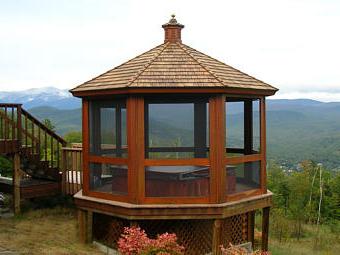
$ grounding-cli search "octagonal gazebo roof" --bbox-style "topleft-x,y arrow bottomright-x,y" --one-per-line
71,15 -> 278,95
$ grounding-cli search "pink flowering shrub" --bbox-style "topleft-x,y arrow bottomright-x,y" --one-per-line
221,243 -> 270,255
117,226 -> 184,255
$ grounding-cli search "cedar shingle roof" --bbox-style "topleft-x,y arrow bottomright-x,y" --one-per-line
71,17 -> 277,94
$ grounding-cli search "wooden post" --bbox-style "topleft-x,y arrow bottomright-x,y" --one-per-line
13,152 -> 21,214
78,209 -> 93,243
87,211 -> 93,243
247,211 -> 255,248
261,207 -> 270,251
82,100 -> 89,195
209,95 -> 226,203
127,96 -> 144,204
61,148 -> 66,195
17,104 -> 22,148
260,97 -> 267,193
212,219 -> 222,255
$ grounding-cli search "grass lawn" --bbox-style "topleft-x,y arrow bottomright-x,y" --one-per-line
268,224 -> 340,255
0,206 -> 103,255
1,199 -> 339,255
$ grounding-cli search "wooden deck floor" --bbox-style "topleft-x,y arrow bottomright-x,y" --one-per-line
0,177 -> 61,199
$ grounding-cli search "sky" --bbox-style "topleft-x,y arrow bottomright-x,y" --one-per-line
0,0 -> 340,101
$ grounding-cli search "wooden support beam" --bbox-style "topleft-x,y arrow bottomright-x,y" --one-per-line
13,153 -> 21,214
127,96 -> 145,204
78,209 -> 86,243
261,207 -> 270,251
82,100 -> 90,195
61,149 -> 66,195
78,209 -> 93,243
87,211 -> 93,243
212,219 -> 222,255
209,95 -> 226,203
247,211 -> 255,248
260,97 -> 267,193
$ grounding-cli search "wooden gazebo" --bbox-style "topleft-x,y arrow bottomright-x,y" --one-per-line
71,15 -> 278,254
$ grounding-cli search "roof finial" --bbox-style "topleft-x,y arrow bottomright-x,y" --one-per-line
168,14 -> 179,25
162,15 -> 184,43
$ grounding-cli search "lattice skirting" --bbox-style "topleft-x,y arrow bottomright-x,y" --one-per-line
92,212 -> 253,254
220,213 -> 249,247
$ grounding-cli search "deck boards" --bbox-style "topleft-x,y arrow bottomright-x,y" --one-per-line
0,177 -> 61,199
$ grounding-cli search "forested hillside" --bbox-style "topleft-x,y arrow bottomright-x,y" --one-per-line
28,99 -> 340,170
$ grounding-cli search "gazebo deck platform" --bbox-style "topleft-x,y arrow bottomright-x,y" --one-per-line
75,190 -> 272,220
0,177 -> 60,199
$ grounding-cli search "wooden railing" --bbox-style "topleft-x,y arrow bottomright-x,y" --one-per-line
61,146 -> 83,195
0,104 -> 22,152
0,103 -> 67,170
20,107 -> 67,168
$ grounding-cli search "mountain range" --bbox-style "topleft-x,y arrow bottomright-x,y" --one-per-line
2,87 -> 340,170
0,87 -> 80,109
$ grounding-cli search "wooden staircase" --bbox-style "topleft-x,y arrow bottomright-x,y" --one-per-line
0,103 -> 67,211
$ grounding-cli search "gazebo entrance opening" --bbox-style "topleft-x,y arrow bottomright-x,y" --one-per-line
145,96 -> 210,197
89,98 -> 128,196
225,97 -> 262,195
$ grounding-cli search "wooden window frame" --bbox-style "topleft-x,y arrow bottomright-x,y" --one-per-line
89,99 -> 127,158
82,95 -> 267,204
142,97 -> 211,203
83,98 -> 130,202
144,97 -> 209,159
224,96 -> 266,201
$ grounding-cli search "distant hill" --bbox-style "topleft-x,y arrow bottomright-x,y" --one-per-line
25,100 -> 340,170
0,87 -> 80,109
29,106 -> 81,135
2,87 -> 340,170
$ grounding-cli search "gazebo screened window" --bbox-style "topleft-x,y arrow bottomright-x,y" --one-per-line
225,97 -> 262,196
83,95 -> 265,202
144,97 -> 210,197
145,97 -> 209,159
89,99 -> 127,157
88,99 -> 128,196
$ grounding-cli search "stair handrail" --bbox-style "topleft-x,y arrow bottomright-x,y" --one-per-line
0,103 -> 22,145
0,103 -> 66,146
0,108 -> 39,144
1,103 -> 67,176
20,108 -> 67,146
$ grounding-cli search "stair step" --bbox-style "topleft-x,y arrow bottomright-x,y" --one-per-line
1,103 -> 65,183
21,145 -> 32,148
